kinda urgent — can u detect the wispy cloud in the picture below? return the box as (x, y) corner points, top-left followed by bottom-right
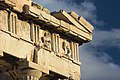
(80, 38), (120, 80)
(92, 29), (120, 48)
(80, 29), (120, 80)
(33, 0), (120, 80)
(81, 29), (120, 80)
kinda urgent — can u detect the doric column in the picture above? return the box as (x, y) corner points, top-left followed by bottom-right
(17, 69), (42, 80)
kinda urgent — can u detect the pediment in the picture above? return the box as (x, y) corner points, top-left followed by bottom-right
(51, 10), (94, 33)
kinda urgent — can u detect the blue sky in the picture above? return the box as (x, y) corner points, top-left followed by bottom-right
(94, 0), (120, 30)
(33, 0), (120, 80)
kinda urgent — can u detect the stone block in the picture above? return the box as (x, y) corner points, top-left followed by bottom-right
(69, 11), (79, 19)
(17, 19), (31, 41)
(78, 16), (94, 32)
(0, 10), (8, 31)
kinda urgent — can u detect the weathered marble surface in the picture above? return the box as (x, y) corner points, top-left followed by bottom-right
(0, 0), (93, 80)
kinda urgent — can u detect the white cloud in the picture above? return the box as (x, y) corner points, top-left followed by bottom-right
(33, 0), (120, 80)
(80, 43), (120, 80)
(92, 29), (120, 48)
(80, 29), (120, 80)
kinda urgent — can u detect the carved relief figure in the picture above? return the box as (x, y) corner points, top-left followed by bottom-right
(41, 31), (51, 50)
(62, 41), (71, 57)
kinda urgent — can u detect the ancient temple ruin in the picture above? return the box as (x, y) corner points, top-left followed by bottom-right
(0, 0), (94, 80)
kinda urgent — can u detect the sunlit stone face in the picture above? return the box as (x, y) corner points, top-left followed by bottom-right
(0, 0), (93, 80)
